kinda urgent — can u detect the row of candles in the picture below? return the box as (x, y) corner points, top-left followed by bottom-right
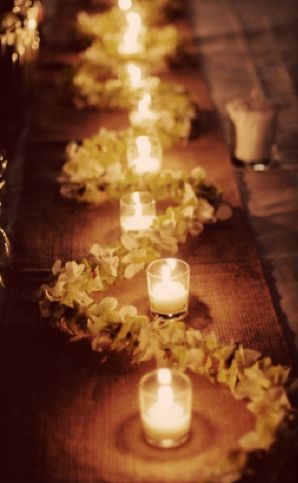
(104, 1), (192, 448)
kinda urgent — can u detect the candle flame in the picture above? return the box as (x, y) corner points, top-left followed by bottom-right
(118, 0), (132, 11)
(158, 385), (174, 408)
(136, 136), (151, 157)
(27, 18), (37, 31)
(161, 259), (176, 281)
(126, 11), (141, 32)
(126, 63), (142, 88)
(132, 192), (142, 216)
(138, 93), (151, 116)
(157, 368), (172, 385)
(120, 29), (140, 55)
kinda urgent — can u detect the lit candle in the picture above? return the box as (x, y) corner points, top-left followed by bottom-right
(126, 12), (142, 32)
(146, 258), (190, 318)
(127, 135), (162, 174)
(120, 191), (156, 233)
(139, 369), (192, 448)
(118, 0), (132, 11)
(118, 29), (142, 55)
(129, 93), (158, 127)
(118, 11), (143, 55)
(125, 63), (144, 89)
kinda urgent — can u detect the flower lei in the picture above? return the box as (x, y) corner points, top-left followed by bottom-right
(82, 24), (179, 68)
(71, 64), (195, 121)
(76, 0), (183, 41)
(41, 163), (293, 480)
(59, 128), (216, 202)
(40, 246), (293, 482)
(41, 1), (296, 481)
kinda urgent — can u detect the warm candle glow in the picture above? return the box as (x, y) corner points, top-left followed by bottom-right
(139, 369), (192, 448)
(158, 385), (174, 408)
(157, 368), (172, 385)
(120, 192), (156, 232)
(126, 12), (142, 32)
(133, 136), (161, 173)
(119, 29), (141, 55)
(118, 0), (132, 11)
(127, 135), (162, 174)
(146, 259), (190, 318)
(136, 135), (151, 157)
(126, 63), (143, 88)
(130, 92), (159, 127)
(139, 93), (151, 114)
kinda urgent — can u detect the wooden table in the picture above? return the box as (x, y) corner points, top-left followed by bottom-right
(0, 1), (294, 482)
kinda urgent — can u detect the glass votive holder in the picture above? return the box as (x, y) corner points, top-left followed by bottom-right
(226, 97), (278, 170)
(139, 368), (192, 448)
(146, 258), (190, 319)
(120, 191), (156, 233)
(118, 62), (149, 90)
(127, 135), (162, 174)
(129, 92), (159, 129)
(118, 0), (132, 11)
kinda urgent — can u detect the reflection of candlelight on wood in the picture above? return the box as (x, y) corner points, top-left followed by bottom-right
(127, 135), (161, 174)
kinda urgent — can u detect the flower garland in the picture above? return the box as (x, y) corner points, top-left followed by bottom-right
(71, 64), (195, 120)
(42, 159), (293, 480)
(40, 248), (293, 482)
(81, 24), (179, 69)
(59, 127), (209, 205)
(76, 3), (183, 41)
(41, 0), (296, 481)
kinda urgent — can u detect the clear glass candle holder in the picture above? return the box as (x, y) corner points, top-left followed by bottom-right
(118, 62), (149, 90)
(129, 92), (160, 129)
(120, 191), (156, 233)
(146, 258), (190, 319)
(127, 135), (162, 174)
(139, 368), (192, 448)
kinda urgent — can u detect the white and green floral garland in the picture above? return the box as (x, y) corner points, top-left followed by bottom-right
(76, 0), (184, 41)
(40, 242), (293, 482)
(42, 155), (293, 480)
(43, 1), (296, 480)
(59, 128), (213, 203)
(72, 64), (196, 128)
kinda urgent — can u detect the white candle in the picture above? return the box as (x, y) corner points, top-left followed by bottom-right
(126, 12), (142, 32)
(118, 0), (132, 11)
(130, 93), (158, 127)
(118, 29), (142, 55)
(146, 259), (190, 318)
(139, 369), (192, 448)
(142, 386), (190, 443)
(149, 267), (188, 315)
(120, 191), (156, 233)
(129, 136), (161, 174)
(118, 12), (143, 55)
(125, 63), (144, 89)
(121, 213), (155, 232)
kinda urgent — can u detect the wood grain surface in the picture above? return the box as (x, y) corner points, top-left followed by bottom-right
(0, 1), (294, 482)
